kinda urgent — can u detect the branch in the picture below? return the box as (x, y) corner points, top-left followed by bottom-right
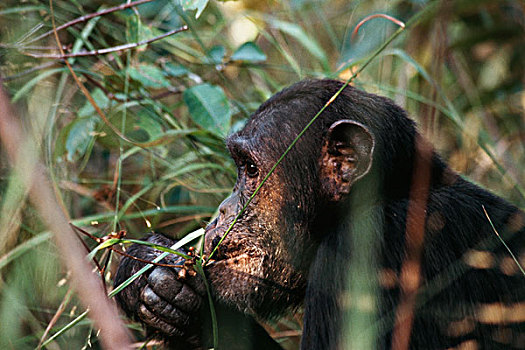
(24, 26), (188, 59)
(25, 0), (154, 45)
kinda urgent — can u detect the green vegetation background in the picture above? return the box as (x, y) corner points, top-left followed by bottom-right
(0, 0), (523, 348)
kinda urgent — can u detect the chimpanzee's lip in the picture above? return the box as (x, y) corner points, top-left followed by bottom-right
(208, 247), (229, 261)
(206, 242), (244, 261)
(203, 248), (229, 263)
(207, 252), (252, 266)
(212, 250), (238, 261)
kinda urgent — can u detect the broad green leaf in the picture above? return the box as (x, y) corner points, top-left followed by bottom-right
(128, 64), (171, 88)
(64, 117), (97, 162)
(208, 45), (226, 64)
(268, 18), (328, 65)
(96, 111), (165, 149)
(231, 42), (267, 63)
(183, 84), (231, 138)
(78, 88), (109, 117)
(126, 14), (153, 43)
(180, 0), (209, 19)
(165, 62), (190, 77)
(128, 114), (164, 142)
(338, 20), (389, 69)
(230, 118), (248, 134)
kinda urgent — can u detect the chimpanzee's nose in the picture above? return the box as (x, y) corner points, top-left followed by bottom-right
(218, 193), (238, 221)
(212, 235), (222, 248)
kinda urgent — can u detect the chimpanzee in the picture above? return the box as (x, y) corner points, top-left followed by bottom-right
(114, 79), (525, 349)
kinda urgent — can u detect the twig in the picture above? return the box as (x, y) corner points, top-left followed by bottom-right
(0, 44), (69, 50)
(69, 224), (107, 283)
(25, 0), (154, 45)
(60, 180), (114, 211)
(352, 14), (405, 41)
(269, 330), (302, 339)
(24, 26), (188, 59)
(116, 248), (185, 268)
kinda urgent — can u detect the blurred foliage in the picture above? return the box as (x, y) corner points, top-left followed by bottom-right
(0, 0), (523, 348)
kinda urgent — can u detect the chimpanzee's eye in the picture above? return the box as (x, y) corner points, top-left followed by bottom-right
(245, 160), (259, 178)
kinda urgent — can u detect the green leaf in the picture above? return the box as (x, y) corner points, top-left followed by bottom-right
(89, 239), (121, 259)
(64, 117), (97, 162)
(231, 42), (267, 63)
(180, 0), (209, 19)
(78, 88), (110, 117)
(162, 162), (230, 179)
(183, 84), (231, 138)
(338, 19), (394, 69)
(129, 111), (164, 142)
(164, 62), (190, 77)
(128, 64), (171, 89)
(268, 18), (328, 65)
(208, 45), (226, 64)
(126, 14), (154, 43)
(96, 110), (165, 149)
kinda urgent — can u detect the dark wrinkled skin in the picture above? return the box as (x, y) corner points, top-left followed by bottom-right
(114, 79), (525, 349)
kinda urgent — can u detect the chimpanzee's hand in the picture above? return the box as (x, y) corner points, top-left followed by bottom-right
(114, 233), (206, 349)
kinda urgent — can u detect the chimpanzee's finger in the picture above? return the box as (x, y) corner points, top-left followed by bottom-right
(147, 267), (204, 313)
(137, 303), (184, 338)
(141, 285), (190, 327)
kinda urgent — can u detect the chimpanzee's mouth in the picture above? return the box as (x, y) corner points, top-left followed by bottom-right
(211, 249), (240, 262)
(208, 245), (229, 261)
(203, 232), (259, 265)
(205, 238), (251, 262)
(207, 252), (256, 267)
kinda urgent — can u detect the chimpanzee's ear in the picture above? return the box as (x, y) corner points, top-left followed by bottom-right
(320, 120), (375, 201)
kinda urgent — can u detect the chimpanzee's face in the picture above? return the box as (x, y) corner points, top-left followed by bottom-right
(202, 119), (311, 318)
